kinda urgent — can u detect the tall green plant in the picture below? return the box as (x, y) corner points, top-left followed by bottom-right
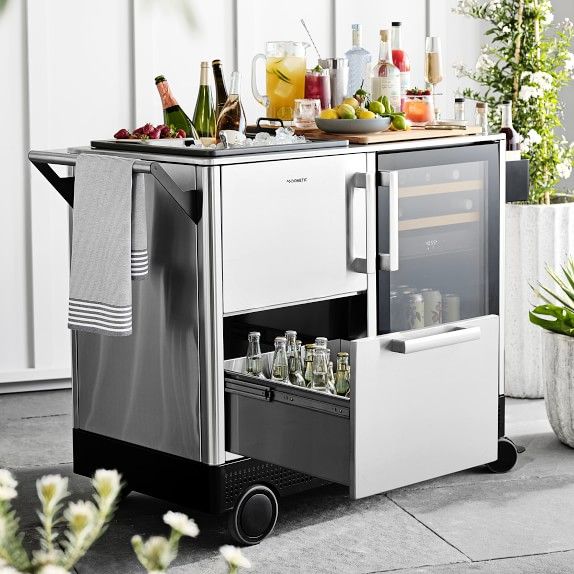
(453, 0), (574, 203)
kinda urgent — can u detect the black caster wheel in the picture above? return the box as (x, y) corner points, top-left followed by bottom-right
(486, 437), (519, 473)
(228, 484), (278, 546)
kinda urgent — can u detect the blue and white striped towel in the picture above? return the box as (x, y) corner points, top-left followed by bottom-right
(68, 154), (148, 336)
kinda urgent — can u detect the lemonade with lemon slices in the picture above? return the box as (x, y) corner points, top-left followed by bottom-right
(266, 56), (306, 120)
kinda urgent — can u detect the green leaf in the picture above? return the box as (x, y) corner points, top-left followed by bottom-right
(529, 304), (574, 336)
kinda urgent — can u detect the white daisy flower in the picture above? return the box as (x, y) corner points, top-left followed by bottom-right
(92, 469), (121, 503)
(162, 511), (199, 538)
(36, 475), (69, 511)
(220, 545), (251, 569)
(64, 500), (97, 534)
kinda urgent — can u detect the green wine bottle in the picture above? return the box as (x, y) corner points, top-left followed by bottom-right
(192, 62), (216, 138)
(154, 75), (199, 139)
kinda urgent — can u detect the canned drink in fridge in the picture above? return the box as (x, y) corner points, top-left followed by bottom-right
(407, 293), (425, 329)
(398, 287), (416, 331)
(443, 293), (461, 323)
(422, 289), (442, 326)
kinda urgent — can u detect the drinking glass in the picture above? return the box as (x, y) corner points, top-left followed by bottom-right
(293, 99), (321, 129)
(304, 69), (331, 111)
(424, 37), (443, 122)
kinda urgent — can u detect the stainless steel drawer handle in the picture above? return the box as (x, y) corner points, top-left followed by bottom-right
(350, 172), (375, 274)
(390, 326), (481, 354)
(379, 170), (399, 272)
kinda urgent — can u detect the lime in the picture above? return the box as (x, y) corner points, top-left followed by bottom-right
(368, 101), (385, 115)
(337, 103), (356, 119)
(391, 114), (407, 130)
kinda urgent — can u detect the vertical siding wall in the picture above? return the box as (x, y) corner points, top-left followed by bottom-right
(1, 0), (488, 392)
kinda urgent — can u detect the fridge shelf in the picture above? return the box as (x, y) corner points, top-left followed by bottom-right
(400, 179), (483, 199)
(399, 211), (480, 232)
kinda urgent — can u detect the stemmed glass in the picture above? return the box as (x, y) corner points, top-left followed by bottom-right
(425, 36), (444, 122)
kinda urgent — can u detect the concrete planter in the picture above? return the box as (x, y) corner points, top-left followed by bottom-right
(542, 331), (574, 447)
(505, 203), (574, 398)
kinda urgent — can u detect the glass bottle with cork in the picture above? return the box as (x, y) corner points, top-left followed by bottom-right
(212, 59), (229, 122)
(391, 22), (411, 97)
(154, 75), (199, 139)
(371, 29), (401, 112)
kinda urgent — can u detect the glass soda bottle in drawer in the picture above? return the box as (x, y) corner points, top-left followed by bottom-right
(312, 347), (330, 392)
(271, 337), (289, 383)
(303, 344), (316, 387)
(286, 331), (306, 387)
(335, 352), (351, 397)
(246, 332), (265, 378)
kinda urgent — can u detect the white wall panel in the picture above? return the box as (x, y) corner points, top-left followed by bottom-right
(237, 0), (334, 123)
(133, 0), (236, 129)
(0, 0), (32, 370)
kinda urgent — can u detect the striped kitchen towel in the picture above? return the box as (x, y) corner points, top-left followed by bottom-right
(68, 154), (148, 336)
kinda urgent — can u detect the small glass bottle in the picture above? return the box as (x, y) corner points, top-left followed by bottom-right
(335, 352), (351, 397)
(499, 100), (520, 151)
(245, 332), (265, 379)
(315, 337), (328, 349)
(391, 22), (411, 95)
(271, 337), (289, 383)
(295, 339), (303, 371)
(326, 360), (337, 395)
(286, 331), (306, 386)
(475, 101), (489, 135)
(371, 29), (401, 112)
(303, 344), (316, 388)
(454, 97), (465, 121)
(312, 347), (329, 392)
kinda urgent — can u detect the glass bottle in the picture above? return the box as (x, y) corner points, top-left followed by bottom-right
(193, 62), (216, 139)
(391, 22), (411, 96)
(285, 331), (305, 386)
(371, 29), (401, 112)
(315, 336), (328, 349)
(216, 71), (246, 141)
(303, 344), (316, 388)
(154, 75), (199, 139)
(345, 24), (372, 96)
(271, 336), (289, 383)
(295, 340), (303, 375)
(475, 101), (489, 135)
(454, 97), (465, 121)
(335, 352), (351, 397)
(312, 347), (329, 392)
(212, 59), (229, 121)
(245, 331), (265, 379)
(500, 100), (520, 151)
(326, 360), (336, 395)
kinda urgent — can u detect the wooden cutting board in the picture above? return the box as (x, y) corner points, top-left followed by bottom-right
(295, 125), (482, 144)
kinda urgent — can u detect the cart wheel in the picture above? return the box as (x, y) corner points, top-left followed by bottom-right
(486, 437), (519, 473)
(228, 484), (278, 546)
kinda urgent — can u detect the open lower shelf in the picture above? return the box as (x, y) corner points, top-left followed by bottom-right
(400, 179), (483, 199)
(399, 211), (480, 232)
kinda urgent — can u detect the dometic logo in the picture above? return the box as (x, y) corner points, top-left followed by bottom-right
(286, 177), (308, 183)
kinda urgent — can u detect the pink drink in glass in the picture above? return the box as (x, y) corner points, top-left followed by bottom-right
(305, 70), (331, 110)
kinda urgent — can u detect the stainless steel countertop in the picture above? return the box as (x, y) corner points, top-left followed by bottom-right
(66, 134), (505, 167)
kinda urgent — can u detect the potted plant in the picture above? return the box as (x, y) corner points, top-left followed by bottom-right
(454, 0), (574, 398)
(529, 259), (574, 446)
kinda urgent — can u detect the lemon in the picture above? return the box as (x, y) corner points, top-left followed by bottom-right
(342, 97), (360, 109)
(337, 103), (356, 119)
(319, 108), (339, 119)
(357, 109), (376, 119)
(368, 101), (385, 115)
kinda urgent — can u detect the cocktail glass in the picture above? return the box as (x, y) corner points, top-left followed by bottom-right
(304, 69), (331, 111)
(293, 99), (321, 129)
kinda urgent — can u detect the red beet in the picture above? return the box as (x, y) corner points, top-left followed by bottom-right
(176, 129), (186, 138)
(114, 128), (131, 139)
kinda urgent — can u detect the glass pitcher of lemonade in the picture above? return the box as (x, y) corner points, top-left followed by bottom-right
(252, 41), (307, 121)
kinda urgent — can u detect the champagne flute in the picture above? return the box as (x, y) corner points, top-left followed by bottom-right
(425, 36), (443, 122)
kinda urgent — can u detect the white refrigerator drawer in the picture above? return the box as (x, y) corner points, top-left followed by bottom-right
(224, 315), (499, 498)
(220, 154), (369, 314)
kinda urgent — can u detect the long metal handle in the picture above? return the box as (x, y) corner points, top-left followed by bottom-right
(390, 326), (481, 354)
(351, 172), (376, 274)
(379, 170), (399, 272)
(28, 150), (201, 223)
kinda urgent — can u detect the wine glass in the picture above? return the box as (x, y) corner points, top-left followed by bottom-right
(425, 36), (443, 122)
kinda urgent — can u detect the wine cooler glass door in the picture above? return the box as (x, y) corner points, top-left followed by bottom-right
(377, 143), (500, 334)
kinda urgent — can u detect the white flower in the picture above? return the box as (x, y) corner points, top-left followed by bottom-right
(527, 129), (542, 145)
(565, 52), (574, 71)
(476, 53), (494, 72)
(519, 85), (542, 100)
(521, 137), (531, 153)
(92, 469), (121, 503)
(36, 475), (68, 511)
(452, 62), (467, 78)
(220, 545), (251, 570)
(0, 566), (24, 574)
(0, 486), (17, 502)
(37, 566), (70, 574)
(0, 470), (17, 490)
(162, 511), (199, 538)
(557, 162), (572, 179)
(132, 535), (175, 571)
(64, 500), (97, 534)
(530, 71), (553, 91)
(543, 11), (554, 25)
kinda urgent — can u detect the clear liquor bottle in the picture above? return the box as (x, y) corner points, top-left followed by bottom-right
(216, 71), (246, 141)
(371, 29), (401, 112)
(245, 332), (265, 378)
(391, 22), (411, 95)
(154, 75), (199, 139)
(345, 24), (372, 97)
(335, 352), (351, 396)
(271, 336), (289, 383)
(193, 61), (216, 138)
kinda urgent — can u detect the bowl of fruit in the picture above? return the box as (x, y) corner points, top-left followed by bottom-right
(316, 93), (407, 134)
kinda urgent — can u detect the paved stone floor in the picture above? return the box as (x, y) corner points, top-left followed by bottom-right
(1, 391), (574, 573)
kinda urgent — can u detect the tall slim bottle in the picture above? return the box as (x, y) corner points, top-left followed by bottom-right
(245, 332), (265, 379)
(193, 61), (216, 138)
(216, 71), (246, 141)
(345, 24), (371, 96)
(391, 22), (411, 95)
(371, 30), (401, 112)
(212, 59), (229, 121)
(154, 75), (199, 139)
(499, 100), (520, 151)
